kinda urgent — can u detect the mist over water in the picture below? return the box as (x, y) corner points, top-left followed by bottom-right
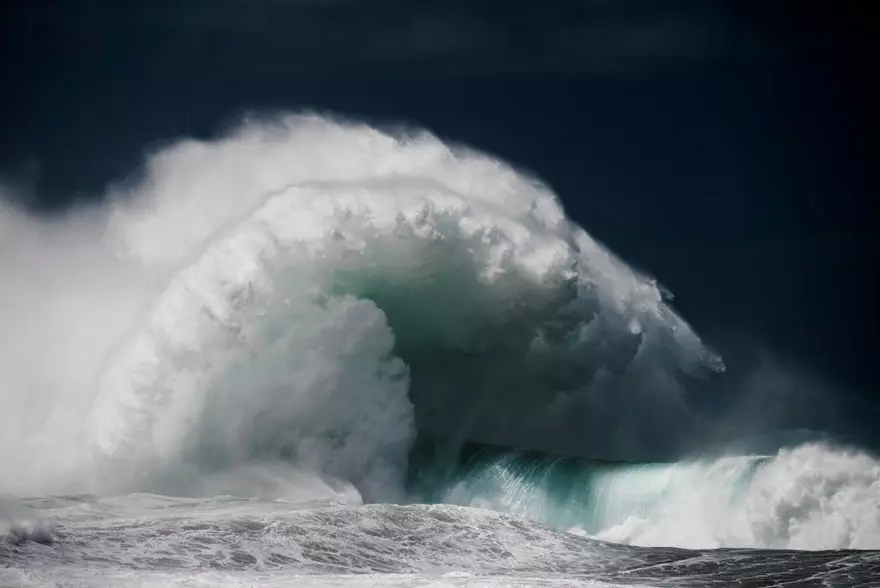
(1, 113), (878, 552)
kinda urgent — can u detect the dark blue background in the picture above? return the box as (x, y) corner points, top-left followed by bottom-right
(1, 1), (877, 415)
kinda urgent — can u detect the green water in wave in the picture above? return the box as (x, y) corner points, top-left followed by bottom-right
(407, 435), (771, 535)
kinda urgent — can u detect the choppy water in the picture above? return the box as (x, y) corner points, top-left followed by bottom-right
(3, 495), (879, 587)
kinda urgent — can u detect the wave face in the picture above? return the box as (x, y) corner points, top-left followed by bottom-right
(410, 438), (880, 550)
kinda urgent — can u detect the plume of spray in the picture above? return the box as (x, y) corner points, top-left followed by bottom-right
(0, 196), (152, 496)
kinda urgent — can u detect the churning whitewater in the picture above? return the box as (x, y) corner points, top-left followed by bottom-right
(2, 114), (879, 586)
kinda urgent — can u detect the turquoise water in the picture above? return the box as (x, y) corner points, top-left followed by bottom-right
(408, 435), (771, 536)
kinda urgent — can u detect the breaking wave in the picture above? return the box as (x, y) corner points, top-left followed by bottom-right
(410, 438), (880, 550)
(1, 113), (877, 551)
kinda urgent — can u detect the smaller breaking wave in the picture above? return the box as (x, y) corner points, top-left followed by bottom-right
(410, 437), (880, 550)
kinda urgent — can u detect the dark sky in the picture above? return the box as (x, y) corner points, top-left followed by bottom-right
(1, 1), (877, 399)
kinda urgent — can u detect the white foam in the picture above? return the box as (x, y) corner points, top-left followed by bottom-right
(592, 443), (880, 550)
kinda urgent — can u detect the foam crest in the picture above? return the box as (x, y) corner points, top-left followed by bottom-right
(105, 113), (565, 268)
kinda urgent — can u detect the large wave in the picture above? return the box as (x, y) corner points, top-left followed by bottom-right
(1, 113), (877, 551)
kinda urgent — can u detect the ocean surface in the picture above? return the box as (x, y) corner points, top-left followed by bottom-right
(2, 115), (879, 587)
